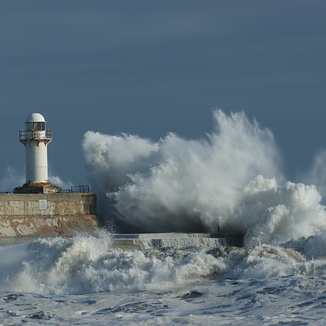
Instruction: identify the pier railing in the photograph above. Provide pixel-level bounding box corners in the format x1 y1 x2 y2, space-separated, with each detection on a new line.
19 130 53 141
60 185 90 193
0 185 91 194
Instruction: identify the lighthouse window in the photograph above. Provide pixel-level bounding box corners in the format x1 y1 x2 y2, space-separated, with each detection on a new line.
26 122 45 131
35 122 45 130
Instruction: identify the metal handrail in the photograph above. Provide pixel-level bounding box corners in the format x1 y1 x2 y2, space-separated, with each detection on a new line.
60 185 90 193
1 185 90 194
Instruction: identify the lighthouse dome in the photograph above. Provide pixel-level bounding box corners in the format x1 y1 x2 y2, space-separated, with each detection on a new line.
25 113 46 123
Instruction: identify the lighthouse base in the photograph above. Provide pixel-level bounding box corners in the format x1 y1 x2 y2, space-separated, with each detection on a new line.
14 182 61 194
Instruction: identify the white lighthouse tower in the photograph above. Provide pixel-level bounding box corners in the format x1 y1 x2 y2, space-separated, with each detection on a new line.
14 113 60 193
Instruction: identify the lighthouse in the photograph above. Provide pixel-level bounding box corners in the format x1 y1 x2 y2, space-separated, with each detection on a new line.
14 113 61 193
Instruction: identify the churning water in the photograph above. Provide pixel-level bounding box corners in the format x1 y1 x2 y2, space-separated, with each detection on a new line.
1 110 326 325
1 233 326 325
83 110 326 246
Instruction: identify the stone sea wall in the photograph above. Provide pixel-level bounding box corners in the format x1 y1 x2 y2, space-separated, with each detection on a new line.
0 193 99 238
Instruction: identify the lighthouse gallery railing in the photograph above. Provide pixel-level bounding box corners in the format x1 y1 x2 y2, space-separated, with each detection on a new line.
19 130 53 141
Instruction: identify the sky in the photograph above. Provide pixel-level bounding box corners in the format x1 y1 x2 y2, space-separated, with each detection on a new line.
1 0 326 191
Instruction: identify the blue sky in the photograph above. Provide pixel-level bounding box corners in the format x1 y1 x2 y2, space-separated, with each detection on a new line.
1 0 326 190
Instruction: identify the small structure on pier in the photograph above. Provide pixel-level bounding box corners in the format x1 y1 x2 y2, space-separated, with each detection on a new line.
14 113 60 194
0 113 101 239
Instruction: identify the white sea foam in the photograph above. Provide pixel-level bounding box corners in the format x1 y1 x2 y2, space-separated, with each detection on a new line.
1 234 228 295
2 234 326 325
303 148 326 199
1 233 326 297
83 110 326 245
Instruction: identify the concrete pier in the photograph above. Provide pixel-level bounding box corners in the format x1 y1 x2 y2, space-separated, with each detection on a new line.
112 233 242 250
0 193 242 248
0 193 99 238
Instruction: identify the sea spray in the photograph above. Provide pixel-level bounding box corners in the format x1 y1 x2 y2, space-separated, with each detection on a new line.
2 237 326 325
0 165 24 192
302 148 326 200
3 233 326 296
236 176 326 246
0 165 72 193
83 110 326 245
0 233 230 295
0 234 306 295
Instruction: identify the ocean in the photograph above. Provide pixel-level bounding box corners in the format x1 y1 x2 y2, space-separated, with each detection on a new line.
0 234 326 325
1 110 326 325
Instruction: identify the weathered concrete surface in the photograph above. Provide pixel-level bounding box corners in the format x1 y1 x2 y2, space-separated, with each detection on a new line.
0 193 100 238
112 233 241 250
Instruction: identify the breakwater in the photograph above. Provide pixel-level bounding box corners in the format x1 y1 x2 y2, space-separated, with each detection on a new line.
0 193 99 238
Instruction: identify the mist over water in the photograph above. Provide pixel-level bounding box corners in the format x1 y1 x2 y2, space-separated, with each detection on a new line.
0 165 24 192
83 110 326 246
0 166 72 193
302 148 326 199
